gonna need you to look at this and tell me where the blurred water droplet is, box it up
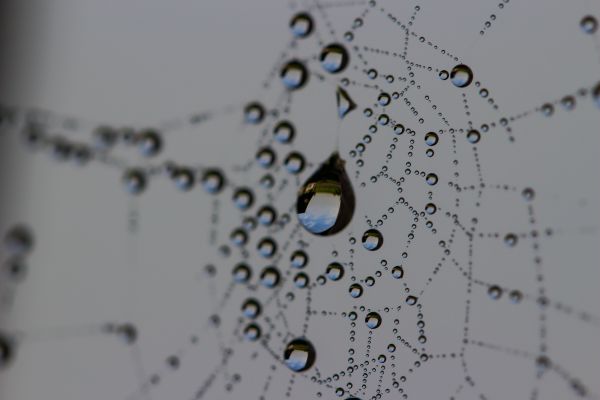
[290,12,313,38]
[242,298,261,318]
[580,15,598,34]
[123,168,147,195]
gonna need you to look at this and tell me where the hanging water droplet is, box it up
[232,263,252,283]
[244,102,265,124]
[123,168,147,195]
[257,237,277,258]
[438,70,449,80]
[230,228,248,246]
[336,87,357,118]
[509,290,523,303]
[425,203,437,215]
[326,262,344,281]
[260,266,280,288]
[201,169,225,194]
[466,129,481,144]
[362,229,383,251]
[291,250,309,268]
[297,152,355,236]
[365,312,382,329]
[424,132,438,146]
[284,338,316,372]
[391,266,404,279]
[256,147,276,168]
[138,129,162,157]
[284,152,305,174]
[540,103,554,117]
[560,96,576,110]
[349,283,363,298]
[281,60,308,90]
[406,295,418,305]
[242,298,261,318]
[244,323,261,341]
[450,64,473,88]
[290,12,313,38]
[273,120,295,144]
[504,233,518,247]
[378,93,391,106]
[320,43,349,74]
[294,272,309,288]
[580,15,598,34]
[522,187,535,201]
[233,188,254,210]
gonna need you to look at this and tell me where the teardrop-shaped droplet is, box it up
[297,153,355,236]
[336,87,357,119]
[284,338,316,372]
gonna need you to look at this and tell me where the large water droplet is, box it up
[290,12,313,38]
[450,64,473,88]
[281,60,308,90]
[297,153,355,236]
[326,262,344,281]
[320,43,349,74]
[284,338,316,372]
[336,87,357,118]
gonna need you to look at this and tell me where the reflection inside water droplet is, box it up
[365,312,381,329]
[362,229,383,251]
[290,12,313,38]
[336,87,357,118]
[297,153,355,236]
[281,60,308,90]
[450,64,473,88]
[284,338,316,372]
[320,43,349,74]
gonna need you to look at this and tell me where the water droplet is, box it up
[365,312,382,329]
[115,324,137,345]
[450,64,473,88]
[257,237,277,258]
[466,129,481,144]
[138,129,162,157]
[260,266,280,288]
[233,188,254,210]
[0,333,15,368]
[259,174,275,189]
[362,229,383,251]
[504,233,518,247]
[274,120,295,144]
[244,102,265,124]
[291,250,309,268]
[93,125,118,150]
[522,187,535,201]
[406,295,418,305]
[320,44,349,74]
[281,60,308,90]
[123,168,147,195]
[242,298,261,318]
[349,283,363,298]
[378,93,391,106]
[580,15,598,34]
[4,225,34,256]
[201,169,225,194]
[290,12,313,38]
[387,343,396,353]
[284,338,316,372]
[425,203,437,215]
[233,263,252,283]
[284,152,305,174]
[560,96,576,110]
[438,70,449,80]
[172,168,195,191]
[509,290,523,303]
[425,173,438,185]
[294,272,309,288]
[377,354,386,363]
[257,205,277,226]
[593,82,600,108]
[297,152,355,236]
[540,103,554,117]
[256,147,276,168]
[326,262,344,281]
[391,266,404,279]
[488,285,502,300]
[244,323,261,341]
[424,132,438,146]
[336,87,357,118]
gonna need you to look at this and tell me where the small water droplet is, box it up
[274,120,295,144]
[320,43,349,74]
[115,324,137,345]
[425,203,437,215]
[391,266,404,279]
[297,153,355,236]
[257,205,277,226]
[256,147,276,168]
[230,228,248,247]
[540,103,554,117]
[580,15,598,34]
[233,263,252,283]
[243,323,261,341]
[242,298,261,319]
[365,312,382,329]
[406,295,418,305]
[326,262,344,281]
[257,237,277,258]
[201,169,225,194]
[349,283,363,298]
[260,266,280,288]
[362,229,383,251]
[291,250,309,269]
[123,168,147,195]
[424,132,438,146]
[284,152,305,174]
[281,60,308,90]
[244,102,265,124]
[425,173,438,185]
[290,12,313,38]
[522,187,535,201]
[488,285,503,300]
[284,338,316,372]
[4,225,34,256]
[233,188,254,210]
[172,168,195,191]
[504,233,518,247]
[438,70,449,80]
[294,272,310,288]
[138,129,162,157]
[450,64,473,88]
[466,129,481,144]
